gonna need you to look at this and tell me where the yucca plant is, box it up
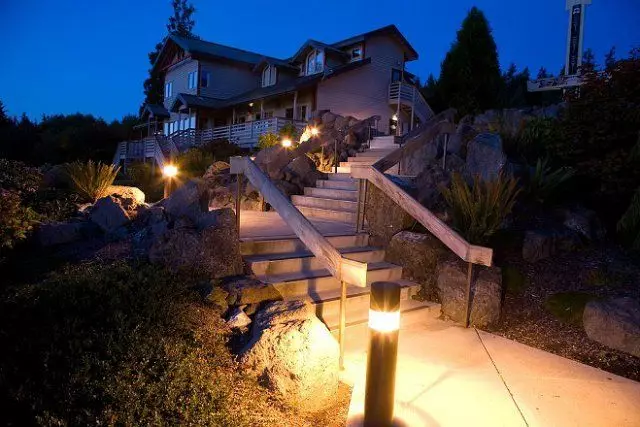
[441,172,521,244]
[526,158,575,204]
[617,187,640,250]
[66,160,120,202]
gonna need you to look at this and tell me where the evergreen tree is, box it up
[420,73,445,113]
[605,46,617,71]
[581,48,596,71]
[0,100,10,127]
[437,7,502,116]
[500,64,531,108]
[140,0,198,114]
[537,67,550,79]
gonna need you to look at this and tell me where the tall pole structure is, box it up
[565,0,592,76]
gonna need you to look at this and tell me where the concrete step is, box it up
[304,187,358,201]
[292,195,357,212]
[261,261,403,298]
[296,205,356,223]
[240,233,369,256]
[327,173,354,181]
[246,246,385,276]
[315,179,358,190]
[356,149,394,157]
[329,298,442,335]
[346,157,378,163]
[336,166,351,174]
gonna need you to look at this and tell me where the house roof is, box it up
[167,34,280,66]
[252,57,299,73]
[169,58,371,113]
[289,39,349,63]
[331,24,418,61]
[141,104,170,119]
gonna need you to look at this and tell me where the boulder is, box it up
[321,112,337,126]
[42,163,71,188]
[106,185,145,206]
[559,206,606,241]
[465,133,508,182]
[160,180,207,219]
[583,297,640,358]
[254,300,314,330]
[414,163,451,213]
[223,276,282,306]
[202,161,231,179]
[241,314,339,413]
[90,196,130,232]
[147,208,243,278]
[283,155,324,192]
[399,133,440,176]
[227,306,252,329]
[254,145,295,180]
[385,231,449,301]
[522,228,582,263]
[436,260,502,327]
[333,115,349,131]
[365,183,415,245]
[36,220,98,247]
[448,121,477,156]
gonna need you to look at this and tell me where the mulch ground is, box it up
[489,244,640,381]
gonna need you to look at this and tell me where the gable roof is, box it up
[289,39,349,63]
[331,24,418,61]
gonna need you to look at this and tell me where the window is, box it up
[305,49,324,75]
[188,71,198,89]
[200,71,210,88]
[164,122,169,136]
[263,111,273,119]
[296,105,308,120]
[261,65,276,87]
[285,108,294,119]
[164,81,173,98]
[391,69,402,83]
[350,45,363,62]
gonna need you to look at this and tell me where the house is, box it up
[115,25,432,166]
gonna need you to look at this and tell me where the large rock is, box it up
[160,179,207,219]
[365,182,415,245]
[399,133,440,176]
[36,221,98,247]
[241,309,339,413]
[223,276,282,306]
[559,206,606,242]
[148,208,243,278]
[106,185,145,206]
[254,145,294,180]
[583,297,640,358]
[436,260,502,327]
[447,120,477,156]
[90,196,130,232]
[283,155,324,192]
[465,133,508,182]
[254,300,314,330]
[414,163,451,212]
[522,228,581,263]
[227,306,252,329]
[385,231,448,301]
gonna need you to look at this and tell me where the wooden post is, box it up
[334,138,338,174]
[464,262,473,328]
[232,108,236,125]
[235,173,242,233]
[410,86,416,131]
[355,179,363,231]
[293,91,298,120]
[260,100,264,119]
[339,280,347,370]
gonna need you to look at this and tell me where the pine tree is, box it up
[437,7,502,116]
[605,46,617,71]
[0,100,10,127]
[537,67,550,79]
[420,73,445,113]
[581,48,596,71]
[140,0,198,114]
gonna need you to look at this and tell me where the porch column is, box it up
[260,100,264,119]
[293,91,298,120]
[232,108,236,125]
[410,86,416,131]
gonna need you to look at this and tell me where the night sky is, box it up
[1,0,638,121]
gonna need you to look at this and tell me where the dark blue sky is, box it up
[2,0,638,121]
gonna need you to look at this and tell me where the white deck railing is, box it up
[388,81,434,123]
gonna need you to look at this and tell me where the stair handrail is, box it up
[230,156,368,287]
[351,109,493,267]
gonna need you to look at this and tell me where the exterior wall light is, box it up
[392,114,398,121]
[310,127,319,136]
[281,138,292,148]
[162,164,178,198]
[364,281,401,426]
[248,102,254,107]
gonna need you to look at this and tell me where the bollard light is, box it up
[310,126,319,136]
[281,138,292,148]
[162,164,178,198]
[364,281,401,427]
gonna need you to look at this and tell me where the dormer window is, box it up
[261,65,276,87]
[305,49,324,75]
[350,45,363,62]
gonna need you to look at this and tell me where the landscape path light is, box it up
[281,138,292,148]
[162,164,178,198]
[364,281,401,427]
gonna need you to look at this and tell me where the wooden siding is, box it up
[163,58,198,110]
[316,34,406,133]
[199,60,257,99]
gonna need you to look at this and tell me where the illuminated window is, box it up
[261,65,277,87]
[350,46,363,61]
[187,71,198,89]
[164,81,173,98]
[305,49,324,75]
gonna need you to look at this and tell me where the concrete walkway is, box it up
[342,310,640,427]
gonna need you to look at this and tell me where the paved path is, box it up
[343,311,640,427]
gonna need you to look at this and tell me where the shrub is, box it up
[525,158,575,205]
[0,189,38,250]
[502,265,528,294]
[544,291,594,325]
[0,261,293,426]
[0,158,42,194]
[66,160,119,202]
[617,187,640,250]
[200,138,248,161]
[278,123,299,141]
[177,148,214,178]
[257,132,279,150]
[516,117,560,162]
[25,188,81,222]
[441,173,520,244]
[127,162,164,202]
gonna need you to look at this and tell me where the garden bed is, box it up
[490,245,640,381]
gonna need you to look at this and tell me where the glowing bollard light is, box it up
[364,281,401,427]
[162,164,178,198]
[281,138,292,148]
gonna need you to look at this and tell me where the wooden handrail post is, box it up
[339,280,347,370]
[464,262,473,328]
[235,173,242,234]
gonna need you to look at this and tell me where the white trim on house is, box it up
[304,49,324,75]
[261,65,277,87]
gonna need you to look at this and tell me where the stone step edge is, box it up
[259,261,401,285]
[244,245,382,264]
[327,300,441,332]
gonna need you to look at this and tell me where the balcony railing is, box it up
[388,81,434,124]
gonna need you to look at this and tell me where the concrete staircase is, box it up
[241,135,439,331]
[291,135,397,224]
[241,233,439,330]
